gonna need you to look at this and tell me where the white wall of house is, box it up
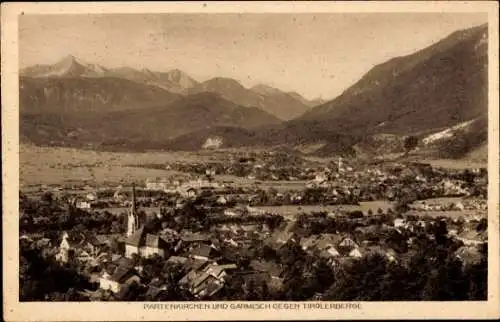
[349,248,363,258]
[125,244,139,258]
[141,246,165,258]
[193,255,209,261]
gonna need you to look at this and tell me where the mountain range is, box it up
[19,24,488,159]
[20,55,317,120]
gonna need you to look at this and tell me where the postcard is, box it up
[2,1,499,321]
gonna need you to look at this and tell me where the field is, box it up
[414,158,486,170]
[94,207,161,216]
[404,210,487,219]
[255,201,395,219]
[20,144,324,189]
[217,174,310,192]
[20,144,487,188]
[20,144,214,187]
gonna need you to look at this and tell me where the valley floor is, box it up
[20,144,487,187]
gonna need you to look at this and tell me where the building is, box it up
[178,263,229,298]
[76,200,92,209]
[124,183,170,258]
[190,244,220,261]
[124,227,171,258]
[55,232,74,264]
[126,183,139,238]
[99,263,140,293]
[145,178,170,191]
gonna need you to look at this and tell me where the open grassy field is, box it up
[20,144,487,188]
[217,174,310,192]
[20,144,202,186]
[412,158,486,170]
[94,207,161,216]
[404,210,487,219]
[255,201,395,219]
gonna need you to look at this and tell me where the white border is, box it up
[2,2,499,321]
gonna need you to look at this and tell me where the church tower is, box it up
[56,231,72,264]
[126,183,139,237]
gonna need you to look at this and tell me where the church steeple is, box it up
[126,183,139,237]
[131,182,137,214]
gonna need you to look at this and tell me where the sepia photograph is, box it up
[2,1,499,321]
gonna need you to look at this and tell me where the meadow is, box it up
[20,144,208,186]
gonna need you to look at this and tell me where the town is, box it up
[19,151,488,301]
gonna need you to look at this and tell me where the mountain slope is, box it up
[21,56,312,120]
[191,78,310,120]
[287,91,326,108]
[20,92,281,150]
[107,67,199,94]
[297,24,488,137]
[21,55,200,94]
[20,55,109,78]
[20,76,181,113]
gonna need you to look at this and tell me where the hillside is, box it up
[21,56,312,120]
[20,76,181,113]
[19,24,488,158]
[297,24,488,136]
[287,91,326,108]
[20,92,281,150]
[106,67,199,94]
[191,78,310,120]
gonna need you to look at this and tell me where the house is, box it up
[178,232,212,251]
[318,246,341,266]
[249,259,285,289]
[338,237,359,249]
[300,235,319,251]
[185,188,198,198]
[86,192,97,201]
[99,264,140,294]
[217,196,228,205]
[145,178,170,191]
[347,248,363,258]
[265,231,297,249]
[300,234,343,254]
[166,255,189,266]
[393,218,406,228]
[76,200,92,209]
[125,227,170,258]
[224,208,244,217]
[190,244,220,261]
[144,283,168,300]
[178,263,228,298]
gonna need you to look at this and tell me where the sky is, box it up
[19,13,487,100]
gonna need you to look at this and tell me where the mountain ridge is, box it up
[21,57,316,119]
[19,24,488,160]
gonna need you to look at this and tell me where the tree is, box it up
[404,136,419,154]
[41,191,54,205]
[476,218,487,232]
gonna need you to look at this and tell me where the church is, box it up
[124,184,170,259]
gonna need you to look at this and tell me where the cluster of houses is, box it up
[145,176,222,198]
[20,154,488,300]
[409,198,488,212]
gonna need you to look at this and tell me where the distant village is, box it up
[20,153,488,301]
